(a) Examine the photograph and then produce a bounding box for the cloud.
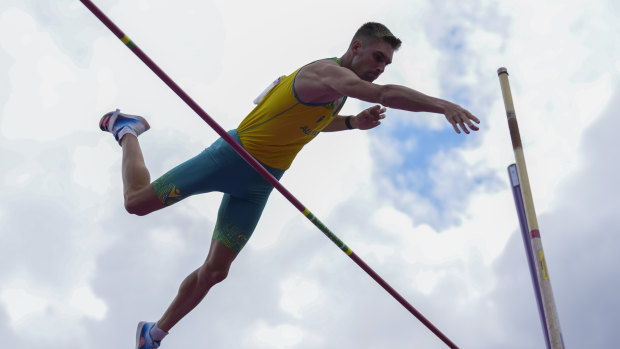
[245,320,308,349]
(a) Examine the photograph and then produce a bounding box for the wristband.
[345,115,353,129]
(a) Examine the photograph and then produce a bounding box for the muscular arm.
[299,61,480,134]
[326,69,444,112]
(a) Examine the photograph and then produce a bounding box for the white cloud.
[0,277,107,341]
[68,285,108,321]
[245,321,307,349]
[72,139,117,195]
[0,283,49,330]
[279,275,325,319]
[0,8,84,141]
[149,227,187,253]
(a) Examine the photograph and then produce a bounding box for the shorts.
[151,130,285,254]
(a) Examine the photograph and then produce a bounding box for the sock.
[150,323,168,342]
[115,126,137,143]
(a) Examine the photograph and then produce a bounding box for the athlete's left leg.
[120,134,165,216]
[100,109,164,216]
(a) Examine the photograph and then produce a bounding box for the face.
[350,39,394,82]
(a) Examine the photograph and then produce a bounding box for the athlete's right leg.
[148,190,277,337]
[156,238,237,332]
[135,238,237,349]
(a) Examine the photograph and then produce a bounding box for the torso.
[236,58,347,170]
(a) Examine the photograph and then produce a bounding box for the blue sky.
[1,0,620,348]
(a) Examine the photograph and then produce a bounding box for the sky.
[0,0,619,348]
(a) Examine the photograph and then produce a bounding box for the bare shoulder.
[295,59,356,103]
[298,59,345,80]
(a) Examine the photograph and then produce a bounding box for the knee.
[124,192,158,216]
[124,197,149,216]
[198,263,229,286]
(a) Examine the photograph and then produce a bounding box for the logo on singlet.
[300,126,320,136]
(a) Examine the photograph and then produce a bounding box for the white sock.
[150,323,168,342]
[116,126,137,143]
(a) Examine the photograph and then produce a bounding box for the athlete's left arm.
[322,105,386,132]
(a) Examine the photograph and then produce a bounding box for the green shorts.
[151,130,285,254]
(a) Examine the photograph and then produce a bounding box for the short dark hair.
[352,22,402,50]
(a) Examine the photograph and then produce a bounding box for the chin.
[363,75,376,82]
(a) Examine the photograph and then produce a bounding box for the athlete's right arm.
[315,63,481,134]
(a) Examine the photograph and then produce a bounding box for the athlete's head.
[351,22,402,51]
[346,22,402,82]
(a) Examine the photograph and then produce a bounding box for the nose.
[375,65,384,76]
[376,62,386,74]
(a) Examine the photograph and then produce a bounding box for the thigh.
[151,135,243,206]
[151,130,285,207]
[212,193,269,254]
[211,156,286,254]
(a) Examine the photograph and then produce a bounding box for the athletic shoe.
[99,109,150,144]
[136,321,161,349]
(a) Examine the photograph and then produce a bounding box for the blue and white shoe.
[99,109,150,144]
[136,321,161,349]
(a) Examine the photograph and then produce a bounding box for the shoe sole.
[136,321,147,349]
[99,111,115,132]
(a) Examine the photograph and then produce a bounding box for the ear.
[351,39,363,54]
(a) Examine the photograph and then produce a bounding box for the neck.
[340,51,354,68]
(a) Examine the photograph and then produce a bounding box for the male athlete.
[99,22,480,349]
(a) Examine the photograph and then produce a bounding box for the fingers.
[459,117,473,134]
[464,110,480,131]
[373,107,386,123]
[454,119,475,134]
[450,119,466,134]
[356,105,387,130]
[367,105,386,115]
[373,106,386,120]
[447,107,480,134]
[365,105,386,120]
[468,112,481,124]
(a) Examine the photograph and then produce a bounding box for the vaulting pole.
[498,68,564,348]
[508,164,551,348]
[79,1,459,347]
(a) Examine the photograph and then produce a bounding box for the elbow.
[377,85,397,108]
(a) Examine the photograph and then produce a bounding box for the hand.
[443,102,480,134]
[354,105,386,130]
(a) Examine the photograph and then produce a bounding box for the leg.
[153,190,278,333]
[99,109,163,216]
[138,131,286,335]
[156,239,237,332]
[120,134,165,216]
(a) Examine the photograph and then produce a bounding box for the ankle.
[151,322,168,341]
[118,129,138,146]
